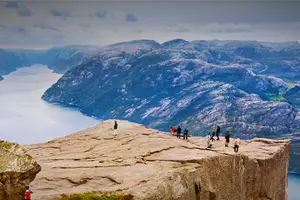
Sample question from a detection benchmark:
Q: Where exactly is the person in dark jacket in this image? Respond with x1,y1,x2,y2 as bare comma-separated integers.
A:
183,126,189,140
225,131,232,147
114,120,118,136
176,126,182,139
216,124,221,140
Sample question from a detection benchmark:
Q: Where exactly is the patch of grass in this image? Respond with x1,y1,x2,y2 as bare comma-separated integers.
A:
265,92,286,102
59,193,133,200
0,142,14,150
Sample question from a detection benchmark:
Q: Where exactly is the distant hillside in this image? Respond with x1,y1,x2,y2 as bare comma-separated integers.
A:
0,45,101,78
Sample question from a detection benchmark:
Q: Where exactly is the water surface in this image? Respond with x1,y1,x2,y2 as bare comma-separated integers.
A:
0,65,99,144
288,174,300,200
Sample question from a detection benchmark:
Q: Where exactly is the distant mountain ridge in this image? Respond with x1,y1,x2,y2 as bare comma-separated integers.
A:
0,45,101,77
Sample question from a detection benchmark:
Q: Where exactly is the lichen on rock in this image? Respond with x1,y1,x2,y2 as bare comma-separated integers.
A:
0,140,41,200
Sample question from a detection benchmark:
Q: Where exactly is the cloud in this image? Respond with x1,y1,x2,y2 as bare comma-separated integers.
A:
33,24,58,31
50,8,70,19
5,2,19,9
125,13,138,22
18,6,34,17
79,23,91,29
167,25,190,33
12,27,27,35
204,23,251,33
91,10,107,19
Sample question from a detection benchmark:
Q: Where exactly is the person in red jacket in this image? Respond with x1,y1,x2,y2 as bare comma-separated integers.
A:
25,186,33,200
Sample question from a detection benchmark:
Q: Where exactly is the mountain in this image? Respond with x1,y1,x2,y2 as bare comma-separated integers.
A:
0,45,101,78
42,39,300,136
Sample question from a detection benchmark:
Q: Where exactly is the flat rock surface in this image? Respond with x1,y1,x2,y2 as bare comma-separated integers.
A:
25,120,290,200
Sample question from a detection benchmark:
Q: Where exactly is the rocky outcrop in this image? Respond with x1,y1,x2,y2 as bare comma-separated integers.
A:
25,120,290,200
0,140,41,200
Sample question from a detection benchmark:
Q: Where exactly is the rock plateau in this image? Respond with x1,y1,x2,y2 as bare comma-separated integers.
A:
25,120,290,200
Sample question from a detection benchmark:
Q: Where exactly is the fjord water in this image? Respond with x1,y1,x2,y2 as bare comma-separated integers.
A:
0,65,299,199
0,65,99,144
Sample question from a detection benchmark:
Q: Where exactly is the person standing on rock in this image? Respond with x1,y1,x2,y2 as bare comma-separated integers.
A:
225,131,231,147
234,136,241,152
183,126,189,140
114,120,118,136
216,124,221,141
176,125,182,139
25,186,33,200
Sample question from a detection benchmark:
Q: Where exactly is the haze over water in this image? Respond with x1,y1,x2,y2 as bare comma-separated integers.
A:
0,65,99,144
0,65,298,199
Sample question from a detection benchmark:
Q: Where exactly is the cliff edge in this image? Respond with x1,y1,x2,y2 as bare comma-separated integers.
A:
25,120,290,200
0,140,41,200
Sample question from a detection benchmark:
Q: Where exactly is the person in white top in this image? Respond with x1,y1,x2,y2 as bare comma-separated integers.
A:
234,136,241,152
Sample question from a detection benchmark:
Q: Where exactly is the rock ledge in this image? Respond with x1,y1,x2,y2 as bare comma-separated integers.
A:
26,120,290,200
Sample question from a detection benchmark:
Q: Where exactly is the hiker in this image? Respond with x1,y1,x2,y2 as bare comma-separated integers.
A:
25,186,33,200
225,131,232,147
183,126,189,140
114,120,118,136
210,128,216,141
216,124,220,140
234,136,241,152
207,133,212,148
176,126,182,139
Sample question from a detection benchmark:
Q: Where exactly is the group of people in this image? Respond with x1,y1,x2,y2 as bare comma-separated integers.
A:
171,124,241,152
207,125,241,152
170,125,189,140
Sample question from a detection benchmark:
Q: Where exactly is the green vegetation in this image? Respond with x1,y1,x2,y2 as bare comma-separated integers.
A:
0,142,14,150
265,84,297,102
59,193,133,200
265,93,286,102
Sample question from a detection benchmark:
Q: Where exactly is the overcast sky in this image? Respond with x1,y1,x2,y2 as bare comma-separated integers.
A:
0,0,299,49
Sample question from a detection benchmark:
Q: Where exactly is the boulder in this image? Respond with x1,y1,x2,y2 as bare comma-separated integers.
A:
0,140,41,200
25,120,290,200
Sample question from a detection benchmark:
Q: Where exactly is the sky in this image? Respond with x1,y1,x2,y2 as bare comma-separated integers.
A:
0,0,300,49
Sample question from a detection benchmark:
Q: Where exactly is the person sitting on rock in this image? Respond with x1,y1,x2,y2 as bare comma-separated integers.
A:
183,126,189,140
170,126,176,135
225,131,232,147
207,133,213,149
114,120,118,136
25,186,33,200
210,128,216,141
234,136,241,152
176,126,182,139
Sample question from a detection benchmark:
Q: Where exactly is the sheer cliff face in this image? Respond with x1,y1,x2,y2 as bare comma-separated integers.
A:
25,120,290,200
0,140,41,200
